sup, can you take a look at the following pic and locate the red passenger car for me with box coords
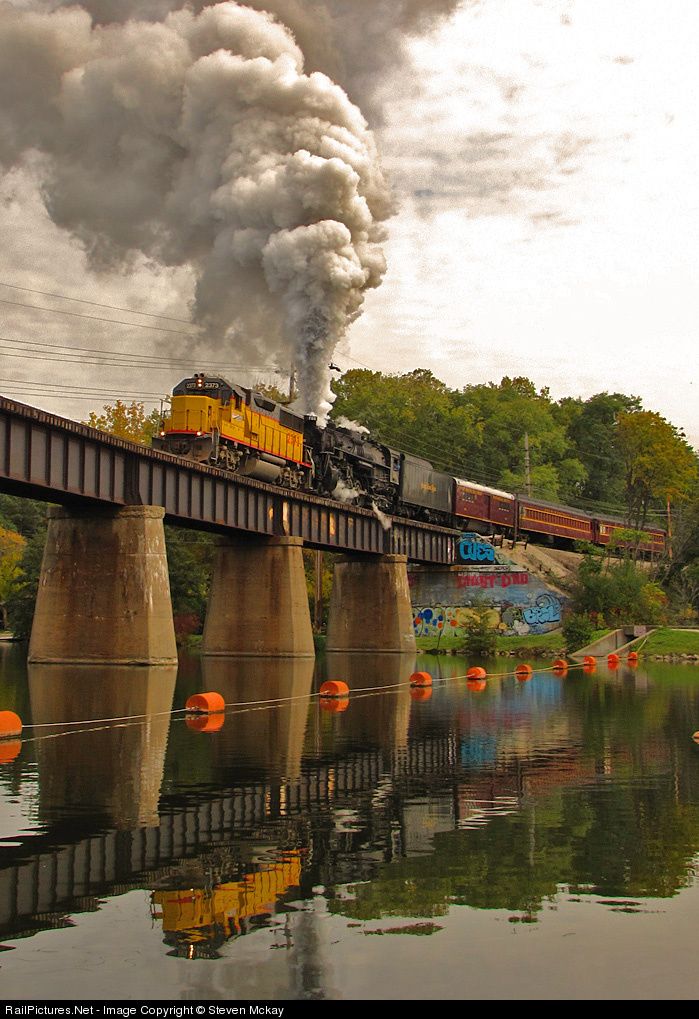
[454,479,516,532]
[593,515,666,555]
[518,497,594,543]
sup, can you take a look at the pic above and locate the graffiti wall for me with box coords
[410,544,565,638]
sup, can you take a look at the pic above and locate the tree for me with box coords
[331,368,481,475]
[565,392,641,504]
[85,401,162,444]
[0,526,26,629]
[5,529,46,638]
[0,493,49,638]
[456,377,586,501]
[617,411,698,532]
[164,526,215,634]
[570,553,668,626]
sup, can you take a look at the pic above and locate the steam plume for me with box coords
[0,1,461,419]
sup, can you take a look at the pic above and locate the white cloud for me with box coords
[347,0,699,445]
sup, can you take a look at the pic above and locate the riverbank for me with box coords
[416,630,570,657]
[633,628,699,660]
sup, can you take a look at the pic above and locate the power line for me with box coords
[0,335,283,374]
[0,280,195,325]
[0,295,201,336]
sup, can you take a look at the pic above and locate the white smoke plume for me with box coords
[335,415,370,435]
[0,1,462,420]
[47,1,465,121]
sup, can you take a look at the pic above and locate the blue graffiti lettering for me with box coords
[522,594,561,626]
[459,538,495,563]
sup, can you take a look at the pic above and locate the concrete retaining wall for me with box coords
[409,543,567,638]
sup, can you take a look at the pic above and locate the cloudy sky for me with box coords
[0,0,697,446]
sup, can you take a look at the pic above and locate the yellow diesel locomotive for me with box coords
[152,373,312,488]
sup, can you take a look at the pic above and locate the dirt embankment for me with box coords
[504,544,583,596]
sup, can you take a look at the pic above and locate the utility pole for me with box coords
[289,365,297,402]
[524,432,532,496]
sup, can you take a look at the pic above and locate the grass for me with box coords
[635,628,699,656]
[415,628,612,655]
[416,630,566,654]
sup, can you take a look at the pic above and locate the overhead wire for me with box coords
[0,279,683,522]
[0,280,196,325]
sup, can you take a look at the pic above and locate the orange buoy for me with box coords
[409,671,433,688]
[692,732,699,744]
[466,667,487,680]
[627,651,639,662]
[583,656,596,668]
[321,697,349,713]
[320,680,350,699]
[583,664,596,675]
[515,663,533,678]
[0,740,21,764]
[0,710,22,740]
[607,653,620,668]
[186,713,225,733]
[410,687,432,702]
[467,678,487,693]
[552,659,569,672]
[185,691,225,714]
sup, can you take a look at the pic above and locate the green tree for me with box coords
[0,525,26,629]
[565,392,641,505]
[164,526,215,632]
[332,368,479,475]
[456,377,586,501]
[570,554,667,625]
[5,529,46,638]
[617,410,698,532]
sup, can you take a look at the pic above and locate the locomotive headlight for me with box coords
[160,430,165,437]
[196,430,202,436]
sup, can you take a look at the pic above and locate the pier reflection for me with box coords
[322,652,415,752]
[27,663,177,828]
[200,656,315,780]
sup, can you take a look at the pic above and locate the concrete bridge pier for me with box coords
[326,553,416,653]
[202,535,314,657]
[28,505,177,665]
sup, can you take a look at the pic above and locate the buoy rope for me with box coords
[20,706,190,730]
[2,657,614,749]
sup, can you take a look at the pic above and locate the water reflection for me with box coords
[151,851,303,960]
[201,656,314,781]
[322,652,415,752]
[27,663,177,828]
[1,655,699,996]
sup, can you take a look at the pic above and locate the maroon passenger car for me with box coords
[454,479,516,532]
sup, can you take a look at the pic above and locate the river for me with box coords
[1,645,699,1000]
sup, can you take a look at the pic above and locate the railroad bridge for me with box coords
[0,396,457,661]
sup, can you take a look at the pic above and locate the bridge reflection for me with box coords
[0,660,695,958]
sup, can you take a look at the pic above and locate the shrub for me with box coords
[570,554,667,626]
[562,613,595,652]
[460,606,497,657]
